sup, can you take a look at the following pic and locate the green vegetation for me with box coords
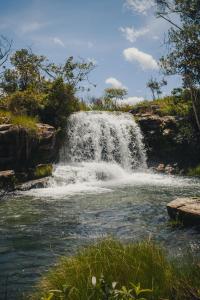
[0,48,95,133]
[131,89,193,117]
[0,109,38,132]
[29,239,200,300]
[155,0,200,131]
[188,165,200,177]
[34,164,53,179]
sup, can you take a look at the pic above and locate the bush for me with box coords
[29,239,200,300]
[3,89,44,116]
[41,78,80,129]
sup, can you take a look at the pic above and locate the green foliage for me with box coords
[103,88,128,110]
[132,91,193,118]
[29,239,200,300]
[41,78,80,129]
[188,165,200,177]
[34,164,53,179]
[0,109,38,132]
[48,56,96,92]
[11,115,38,132]
[155,0,200,130]
[3,89,44,116]
[0,48,48,94]
[146,77,167,100]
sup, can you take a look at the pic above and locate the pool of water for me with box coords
[0,169,200,299]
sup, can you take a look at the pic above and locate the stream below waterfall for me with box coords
[0,112,200,299]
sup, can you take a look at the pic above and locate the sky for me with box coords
[0,0,181,105]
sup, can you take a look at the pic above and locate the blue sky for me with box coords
[0,0,181,104]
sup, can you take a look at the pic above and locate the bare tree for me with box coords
[0,35,12,68]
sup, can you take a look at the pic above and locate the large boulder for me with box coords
[167,197,200,226]
[0,123,57,171]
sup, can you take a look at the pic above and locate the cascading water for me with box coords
[49,111,147,188]
[61,111,147,169]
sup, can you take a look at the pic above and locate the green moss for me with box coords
[187,165,200,177]
[29,239,200,300]
[34,164,53,179]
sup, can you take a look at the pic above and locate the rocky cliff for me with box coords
[0,123,57,171]
[130,110,200,173]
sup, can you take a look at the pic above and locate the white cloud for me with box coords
[120,26,149,43]
[20,21,44,34]
[117,96,144,106]
[52,37,65,47]
[105,77,126,89]
[125,0,155,15]
[123,47,159,70]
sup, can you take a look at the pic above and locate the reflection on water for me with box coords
[0,171,200,299]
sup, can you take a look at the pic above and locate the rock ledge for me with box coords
[167,197,200,225]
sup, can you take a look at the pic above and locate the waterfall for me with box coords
[60,111,147,170]
[26,111,193,198]
[47,111,147,191]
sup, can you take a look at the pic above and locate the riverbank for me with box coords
[29,239,200,300]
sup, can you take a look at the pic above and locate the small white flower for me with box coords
[92,276,97,286]
[112,282,117,289]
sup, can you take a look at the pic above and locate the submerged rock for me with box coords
[167,197,200,225]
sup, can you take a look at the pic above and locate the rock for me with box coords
[0,170,15,190]
[156,163,165,173]
[0,123,56,172]
[17,177,50,191]
[167,197,200,225]
[130,111,200,170]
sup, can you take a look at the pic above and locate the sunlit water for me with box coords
[0,112,200,299]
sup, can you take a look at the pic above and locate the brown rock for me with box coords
[0,170,15,190]
[167,197,200,225]
[0,123,56,171]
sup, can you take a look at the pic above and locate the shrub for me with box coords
[41,78,80,129]
[4,89,44,116]
[29,239,200,300]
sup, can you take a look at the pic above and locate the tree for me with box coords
[0,35,12,69]
[155,0,200,131]
[0,48,49,94]
[103,88,128,109]
[147,77,167,100]
[41,77,79,129]
[47,56,96,92]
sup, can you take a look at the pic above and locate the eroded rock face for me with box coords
[167,197,200,226]
[130,113,200,170]
[0,123,56,171]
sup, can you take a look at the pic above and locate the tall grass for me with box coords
[29,239,200,300]
[0,110,38,132]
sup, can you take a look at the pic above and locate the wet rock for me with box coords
[17,177,50,191]
[167,197,200,225]
[0,170,15,190]
[130,111,200,170]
